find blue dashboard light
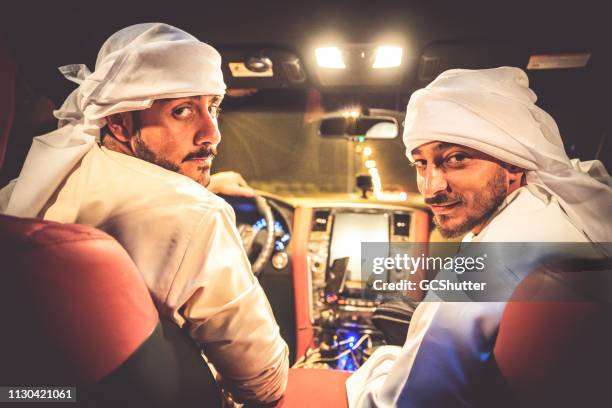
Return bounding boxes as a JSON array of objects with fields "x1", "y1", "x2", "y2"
[
  {"x1": 236, "y1": 203, "x2": 258, "y2": 213},
  {"x1": 337, "y1": 354, "x2": 349, "y2": 370},
  {"x1": 337, "y1": 331, "x2": 361, "y2": 350},
  {"x1": 343, "y1": 331, "x2": 360, "y2": 346},
  {"x1": 251, "y1": 218, "x2": 290, "y2": 251},
  {"x1": 337, "y1": 353, "x2": 357, "y2": 371},
  {"x1": 253, "y1": 218, "x2": 267, "y2": 230}
]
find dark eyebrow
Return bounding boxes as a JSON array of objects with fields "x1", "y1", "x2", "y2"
[
  {"x1": 412, "y1": 142, "x2": 461, "y2": 156},
  {"x1": 436, "y1": 142, "x2": 456, "y2": 151},
  {"x1": 159, "y1": 95, "x2": 224, "y2": 107},
  {"x1": 158, "y1": 96, "x2": 201, "y2": 105}
]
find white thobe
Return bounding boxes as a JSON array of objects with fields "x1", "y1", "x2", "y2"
[
  {"x1": 14, "y1": 144, "x2": 289, "y2": 404},
  {"x1": 346, "y1": 185, "x2": 592, "y2": 407}
]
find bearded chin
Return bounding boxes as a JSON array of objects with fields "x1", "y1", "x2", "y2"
[
  {"x1": 134, "y1": 134, "x2": 180, "y2": 173},
  {"x1": 434, "y1": 168, "x2": 508, "y2": 238},
  {"x1": 434, "y1": 214, "x2": 469, "y2": 238}
]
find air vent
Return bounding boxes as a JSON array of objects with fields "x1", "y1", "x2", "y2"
[
  {"x1": 312, "y1": 210, "x2": 330, "y2": 232},
  {"x1": 393, "y1": 213, "x2": 411, "y2": 237}
]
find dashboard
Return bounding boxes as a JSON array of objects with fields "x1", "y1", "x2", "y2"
[
  {"x1": 224, "y1": 194, "x2": 430, "y2": 371},
  {"x1": 224, "y1": 196, "x2": 293, "y2": 265}
]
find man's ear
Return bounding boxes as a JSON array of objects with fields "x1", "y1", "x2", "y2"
[
  {"x1": 105, "y1": 112, "x2": 135, "y2": 142},
  {"x1": 506, "y1": 164, "x2": 526, "y2": 187}
]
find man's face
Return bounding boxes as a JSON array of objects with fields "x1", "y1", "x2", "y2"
[
  {"x1": 129, "y1": 95, "x2": 223, "y2": 186},
  {"x1": 411, "y1": 142, "x2": 512, "y2": 238}
]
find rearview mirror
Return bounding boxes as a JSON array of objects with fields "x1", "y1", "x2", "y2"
[{"x1": 319, "y1": 114, "x2": 399, "y2": 139}]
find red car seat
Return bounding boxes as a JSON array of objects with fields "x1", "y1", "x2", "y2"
[
  {"x1": 0, "y1": 214, "x2": 221, "y2": 407},
  {"x1": 494, "y1": 259, "x2": 612, "y2": 408}
]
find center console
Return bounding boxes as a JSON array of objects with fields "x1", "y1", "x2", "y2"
[{"x1": 292, "y1": 203, "x2": 429, "y2": 371}]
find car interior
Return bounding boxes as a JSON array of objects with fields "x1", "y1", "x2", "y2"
[{"x1": 0, "y1": 1, "x2": 610, "y2": 407}]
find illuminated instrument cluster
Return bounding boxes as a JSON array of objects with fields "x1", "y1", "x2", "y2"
[{"x1": 252, "y1": 218, "x2": 291, "y2": 252}]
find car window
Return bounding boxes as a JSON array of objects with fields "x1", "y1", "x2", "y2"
[{"x1": 215, "y1": 90, "x2": 417, "y2": 195}]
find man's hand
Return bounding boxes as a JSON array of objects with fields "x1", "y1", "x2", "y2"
[{"x1": 208, "y1": 171, "x2": 255, "y2": 197}]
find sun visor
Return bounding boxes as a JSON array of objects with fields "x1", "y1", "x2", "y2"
[{"x1": 417, "y1": 42, "x2": 528, "y2": 83}]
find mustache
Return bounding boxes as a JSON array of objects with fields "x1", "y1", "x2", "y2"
[
  {"x1": 183, "y1": 146, "x2": 217, "y2": 162},
  {"x1": 424, "y1": 192, "x2": 463, "y2": 206}
]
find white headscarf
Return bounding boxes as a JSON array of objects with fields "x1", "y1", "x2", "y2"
[
  {"x1": 1, "y1": 23, "x2": 226, "y2": 217},
  {"x1": 403, "y1": 67, "x2": 612, "y2": 246}
]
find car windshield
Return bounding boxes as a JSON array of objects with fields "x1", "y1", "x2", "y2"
[{"x1": 215, "y1": 89, "x2": 417, "y2": 197}]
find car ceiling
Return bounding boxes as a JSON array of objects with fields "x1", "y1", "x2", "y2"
[
  {"x1": 2, "y1": 0, "x2": 608, "y2": 94},
  {"x1": 1, "y1": 0, "x2": 610, "y2": 165}
]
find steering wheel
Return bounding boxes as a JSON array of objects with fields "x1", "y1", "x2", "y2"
[{"x1": 236, "y1": 195, "x2": 276, "y2": 277}]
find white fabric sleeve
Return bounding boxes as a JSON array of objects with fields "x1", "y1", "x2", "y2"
[
  {"x1": 347, "y1": 301, "x2": 505, "y2": 407},
  {"x1": 102, "y1": 197, "x2": 288, "y2": 404},
  {"x1": 346, "y1": 302, "x2": 441, "y2": 408},
  {"x1": 163, "y1": 203, "x2": 289, "y2": 404}
]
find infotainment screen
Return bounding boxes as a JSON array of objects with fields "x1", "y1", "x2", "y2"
[{"x1": 328, "y1": 212, "x2": 389, "y2": 285}]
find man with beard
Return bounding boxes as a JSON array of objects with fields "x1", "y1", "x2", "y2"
[
  {"x1": 346, "y1": 67, "x2": 612, "y2": 407},
  {"x1": 0, "y1": 23, "x2": 287, "y2": 405}
]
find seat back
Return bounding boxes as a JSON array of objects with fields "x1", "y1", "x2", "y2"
[
  {"x1": 0, "y1": 34, "x2": 16, "y2": 171},
  {"x1": 0, "y1": 214, "x2": 221, "y2": 407},
  {"x1": 494, "y1": 260, "x2": 612, "y2": 408}
]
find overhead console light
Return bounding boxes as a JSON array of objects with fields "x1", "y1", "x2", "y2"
[
  {"x1": 315, "y1": 47, "x2": 346, "y2": 69},
  {"x1": 314, "y1": 43, "x2": 405, "y2": 86},
  {"x1": 246, "y1": 55, "x2": 273, "y2": 73},
  {"x1": 373, "y1": 46, "x2": 403, "y2": 69}
]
